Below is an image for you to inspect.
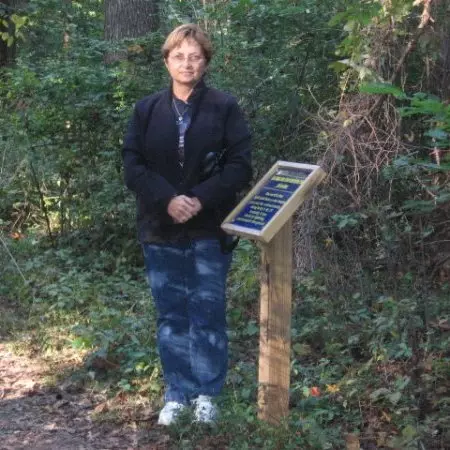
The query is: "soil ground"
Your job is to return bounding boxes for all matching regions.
[0,342,171,450]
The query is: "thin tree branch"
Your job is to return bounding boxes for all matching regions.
[29,159,55,244]
[0,233,28,284]
[357,0,433,125]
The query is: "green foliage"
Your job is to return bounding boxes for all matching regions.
[181,0,348,168]
[329,0,417,84]
[361,84,450,150]
[0,0,167,239]
[1,233,161,388]
[291,273,450,446]
[360,81,407,98]
[0,13,27,47]
[399,93,450,149]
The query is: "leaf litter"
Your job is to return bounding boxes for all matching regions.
[0,343,170,450]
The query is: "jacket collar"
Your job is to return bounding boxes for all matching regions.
[168,78,208,133]
[187,78,207,104]
[168,78,207,105]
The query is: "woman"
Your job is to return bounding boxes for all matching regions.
[122,24,252,425]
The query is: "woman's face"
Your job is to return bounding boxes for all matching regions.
[165,39,207,88]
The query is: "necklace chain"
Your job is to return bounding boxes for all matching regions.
[172,85,195,122]
[172,98,185,122]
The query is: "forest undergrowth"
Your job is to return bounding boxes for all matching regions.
[1,231,449,449]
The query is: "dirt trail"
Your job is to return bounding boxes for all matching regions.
[0,343,169,450]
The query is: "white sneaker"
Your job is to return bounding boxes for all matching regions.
[157,401,186,426]
[193,395,217,424]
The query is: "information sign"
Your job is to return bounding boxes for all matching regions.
[222,161,326,243]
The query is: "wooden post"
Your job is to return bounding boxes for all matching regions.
[221,161,326,423]
[258,218,293,424]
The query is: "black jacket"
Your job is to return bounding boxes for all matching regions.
[122,81,252,243]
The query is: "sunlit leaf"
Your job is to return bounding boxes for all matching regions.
[360,82,405,98]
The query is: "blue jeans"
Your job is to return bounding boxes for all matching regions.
[143,239,232,405]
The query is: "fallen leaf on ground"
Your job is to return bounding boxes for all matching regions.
[93,402,109,414]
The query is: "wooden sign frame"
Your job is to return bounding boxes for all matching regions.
[222,161,326,244]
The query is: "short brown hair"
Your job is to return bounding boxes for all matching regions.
[162,24,213,64]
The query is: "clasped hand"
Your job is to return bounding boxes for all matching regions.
[167,195,202,224]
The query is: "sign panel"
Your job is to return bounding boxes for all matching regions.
[222,161,326,243]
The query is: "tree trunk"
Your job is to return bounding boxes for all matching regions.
[202,0,213,31]
[437,5,450,99]
[63,0,71,49]
[104,0,158,63]
[425,0,450,99]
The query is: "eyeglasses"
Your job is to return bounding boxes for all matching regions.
[169,54,204,65]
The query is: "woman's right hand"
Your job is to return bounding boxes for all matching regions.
[167,195,201,223]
